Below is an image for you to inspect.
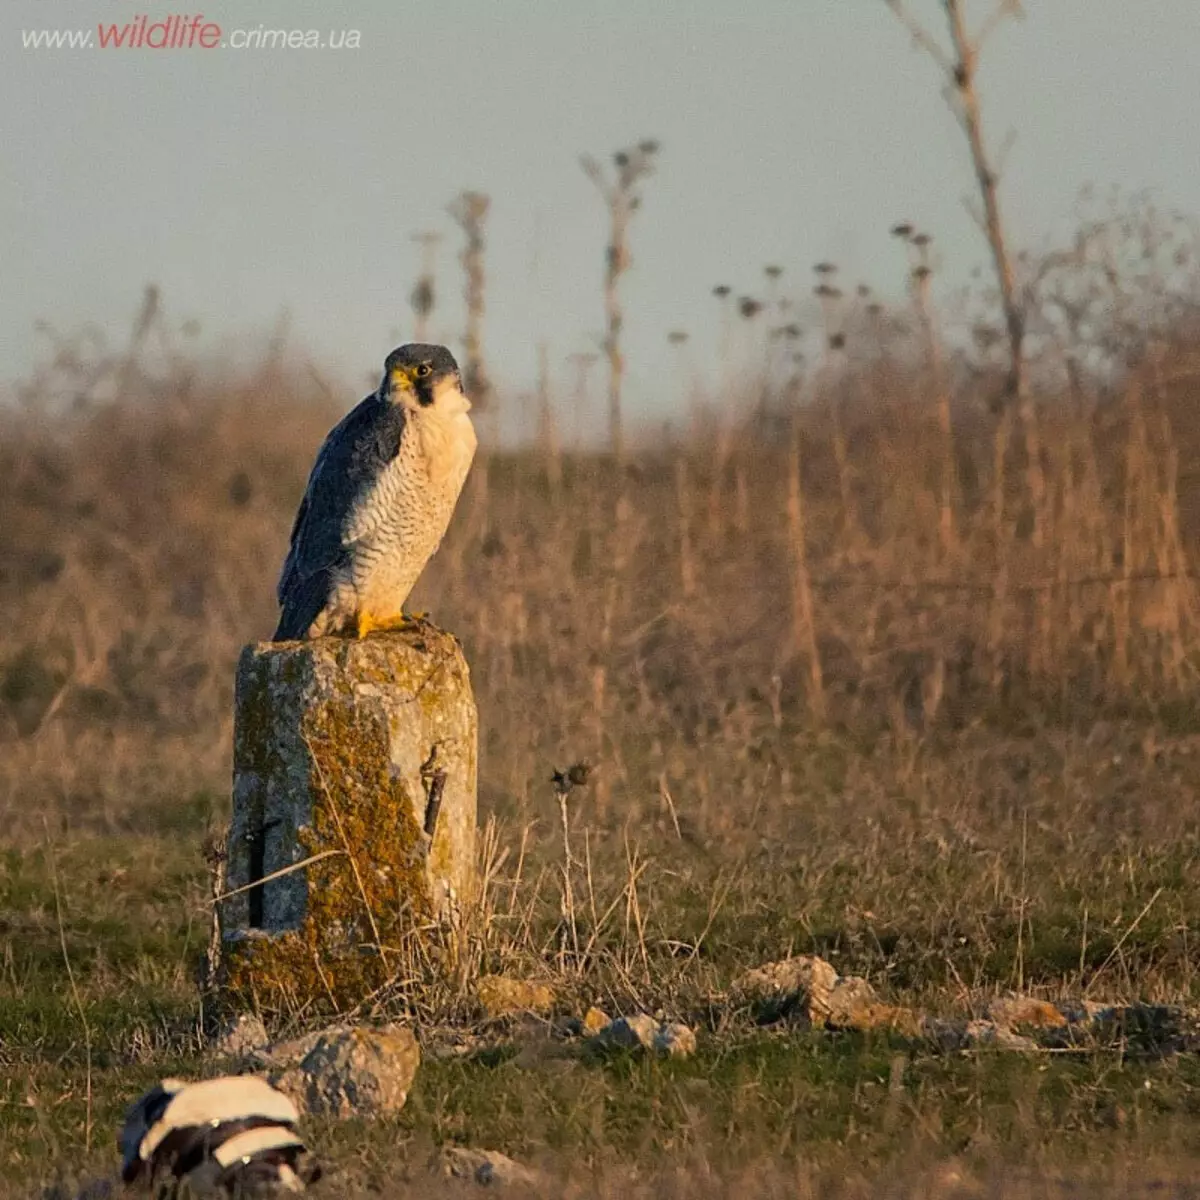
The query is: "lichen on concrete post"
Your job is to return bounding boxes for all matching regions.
[220,626,477,1010]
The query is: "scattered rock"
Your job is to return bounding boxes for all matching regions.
[597,1013,660,1051]
[590,1013,696,1058]
[582,1006,612,1036]
[732,955,838,1025]
[443,1147,540,1188]
[256,1026,329,1069]
[823,976,917,1033]
[825,974,876,1020]
[426,1031,487,1061]
[965,1019,1037,1052]
[210,1012,269,1058]
[921,1017,1038,1052]
[653,1022,697,1058]
[1078,1000,1122,1025]
[920,1017,971,1052]
[265,1023,420,1118]
[988,996,1068,1031]
[476,975,555,1019]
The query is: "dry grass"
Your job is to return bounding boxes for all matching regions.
[4,255,1200,1190]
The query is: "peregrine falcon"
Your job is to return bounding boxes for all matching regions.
[273,344,477,641]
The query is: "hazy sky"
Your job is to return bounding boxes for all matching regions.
[2,0,1197,423]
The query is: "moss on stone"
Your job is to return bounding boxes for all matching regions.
[224,628,476,1016]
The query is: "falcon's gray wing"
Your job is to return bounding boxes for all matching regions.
[274,393,407,638]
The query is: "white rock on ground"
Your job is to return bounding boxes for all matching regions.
[210,1012,270,1058]
[731,955,838,1025]
[654,1022,698,1058]
[262,1023,421,1118]
[597,1014,660,1051]
[593,1014,696,1058]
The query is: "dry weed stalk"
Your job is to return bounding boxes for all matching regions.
[536,342,562,494]
[551,763,593,972]
[813,265,858,545]
[675,451,697,600]
[895,226,957,556]
[447,190,492,409]
[885,0,1047,560]
[785,424,826,723]
[46,831,93,1152]
[566,350,599,450]
[581,140,659,463]
[409,230,443,343]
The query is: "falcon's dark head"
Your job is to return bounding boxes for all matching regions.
[381,344,469,415]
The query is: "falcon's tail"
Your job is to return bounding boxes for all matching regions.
[273,571,332,641]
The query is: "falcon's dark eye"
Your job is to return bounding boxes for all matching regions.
[415,364,433,379]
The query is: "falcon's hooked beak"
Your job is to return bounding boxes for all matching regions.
[385,364,419,400]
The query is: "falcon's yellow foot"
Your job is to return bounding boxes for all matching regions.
[355,611,430,638]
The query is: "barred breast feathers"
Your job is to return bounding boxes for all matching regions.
[416,408,477,491]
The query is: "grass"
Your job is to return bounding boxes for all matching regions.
[4,254,1200,1192]
[3,725,1199,1194]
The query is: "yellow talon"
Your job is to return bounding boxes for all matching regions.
[355,610,428,638]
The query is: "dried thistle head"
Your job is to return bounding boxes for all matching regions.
[911,265,933,282]
[738,297,763,319]
[912,232,932,248]
[828,332,847,351]
[814,283,842,300]
[891,222,914,240]
[551,762,594,798]
[667,330,689,345]
[410,277,434,318]
[764,264,784,280]
[712,284,732,299]
[814,261,838,276]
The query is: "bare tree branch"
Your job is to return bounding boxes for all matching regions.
[581,141,659,462]
[975,0,1024,51]
[883,0,954,74]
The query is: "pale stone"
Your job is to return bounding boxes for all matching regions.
[988,995,1068,1030]
[265,1023,420,1118]
[596,1014,660,1051]
[210,1012,269,1058]
[222,628,477,941]
[825,975,879,1026]
[965,1019,1037,1052]
[592,1014,696,1058]
[443,1147,540,1188]
[582,1006,612,1036]
[825,976,921,1035]
[653,1022,697,1058]
[732,955,838,1025]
